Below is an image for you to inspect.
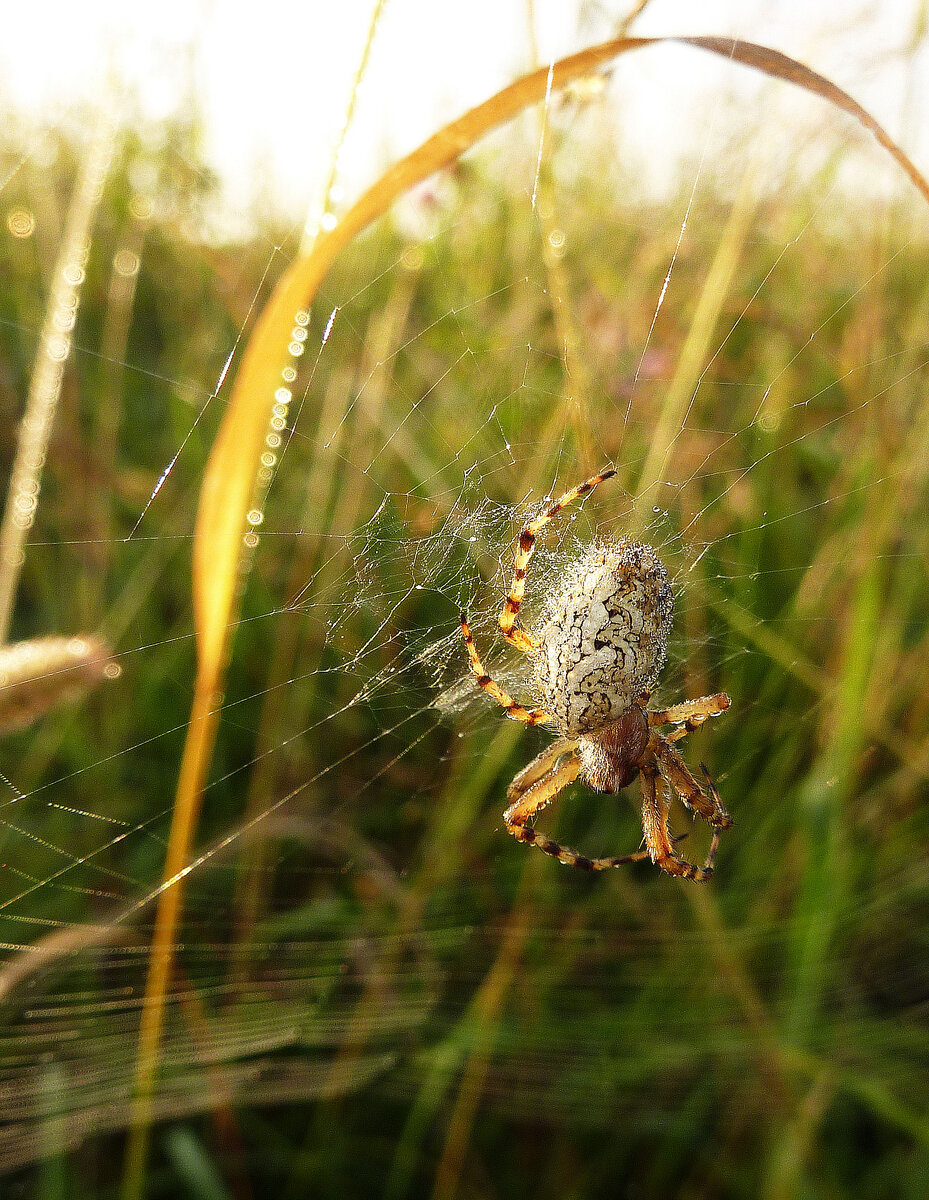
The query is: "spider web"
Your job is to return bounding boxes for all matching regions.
[0,5,928,1192]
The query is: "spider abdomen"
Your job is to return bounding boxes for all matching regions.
[533,538,673,736]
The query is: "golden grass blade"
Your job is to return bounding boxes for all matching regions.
[125,31,929,1199]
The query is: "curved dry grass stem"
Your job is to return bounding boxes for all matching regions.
[618,0,655,35]
[192,34,929,691]
[123,32,929,1199]
[0,117,115,643]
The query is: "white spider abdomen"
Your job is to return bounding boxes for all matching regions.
[532,538,673,736]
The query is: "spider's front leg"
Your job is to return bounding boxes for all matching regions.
[652,734,732,829]
[649,693,730,742]
[504,748,580,837]
[506,737,577,801]
[639,767,718,882]
[505,742,658,873]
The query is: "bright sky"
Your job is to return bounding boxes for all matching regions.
[1,0,926,224]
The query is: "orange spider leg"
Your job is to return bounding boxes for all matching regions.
[653,736,733,829]
[504,740,686,873]
[498,466,616,654]
[504,754,580,829]
[460,614,553,726]
[506,737,578,800]
[649,693,730,742]
[640,768,718,882]
[505,757,650,872]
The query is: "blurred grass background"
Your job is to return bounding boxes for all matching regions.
[1,77,929,1200]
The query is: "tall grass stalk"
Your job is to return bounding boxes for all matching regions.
[521,0,596,482]
[301,0,387,251]
[0,116,114,641]
[634,164,757,511]
[429,860,540,1200]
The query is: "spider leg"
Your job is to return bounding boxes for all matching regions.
[640,767,717,882]
[505,758,630,871]
[498,466,616,654]
[653,735,733,829]
[506,737,578,801]
[699,761,731,832]
[504,745,677,873]
[648,693,730,740]
[460,614,553,725]
[504,754,580,830]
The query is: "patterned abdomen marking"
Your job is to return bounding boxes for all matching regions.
[533,538,673,736]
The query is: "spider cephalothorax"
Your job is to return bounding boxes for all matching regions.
[461,468,732,881]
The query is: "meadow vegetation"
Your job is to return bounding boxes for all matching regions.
[1,97,928,1199]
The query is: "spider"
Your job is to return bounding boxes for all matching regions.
[460,468,732,881]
